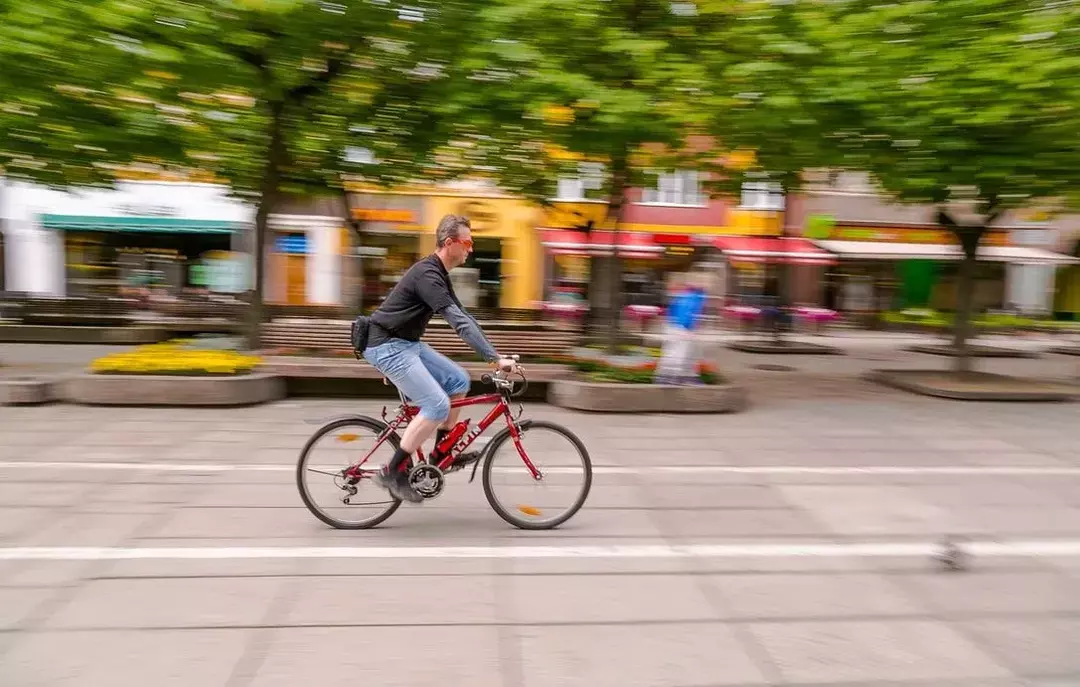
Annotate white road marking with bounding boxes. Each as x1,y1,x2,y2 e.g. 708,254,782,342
0,461,1078,476
2,540,1080,561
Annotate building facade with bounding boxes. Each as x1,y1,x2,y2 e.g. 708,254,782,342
0,181,349,306
785,173,1078,315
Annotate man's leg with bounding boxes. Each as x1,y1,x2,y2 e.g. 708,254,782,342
364,341,450,502
416,343,472,460
654,323,677,385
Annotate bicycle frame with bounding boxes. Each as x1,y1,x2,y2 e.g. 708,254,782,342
342,392,541,481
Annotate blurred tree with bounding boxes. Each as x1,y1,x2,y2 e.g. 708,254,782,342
1,0,478,348
441,0,716,350
699,0,852,342
811,0,1080,372
0,2,192,187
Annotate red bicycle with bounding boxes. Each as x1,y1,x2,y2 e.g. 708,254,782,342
296,357,592,530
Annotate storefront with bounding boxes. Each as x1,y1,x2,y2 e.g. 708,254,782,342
538,201,782,306
347,193,428,309
710,236,835,305
0,181,252,298
51,216,239,298
425,194,543,310
803,221,1078,313
264,214,347,306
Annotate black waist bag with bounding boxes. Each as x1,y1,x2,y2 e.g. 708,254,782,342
350,315,371,360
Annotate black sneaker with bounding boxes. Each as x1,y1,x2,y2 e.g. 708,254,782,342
372,467,423,504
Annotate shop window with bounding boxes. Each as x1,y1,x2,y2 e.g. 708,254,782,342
640,170,705,206
555,162,605,201
740,181,785,211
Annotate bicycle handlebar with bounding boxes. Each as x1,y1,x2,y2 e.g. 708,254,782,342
482,354,527,398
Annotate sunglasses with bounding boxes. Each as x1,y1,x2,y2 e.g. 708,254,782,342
455,237,474,249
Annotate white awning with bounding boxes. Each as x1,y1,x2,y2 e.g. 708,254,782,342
813,240,1079,266
979,246,1080,266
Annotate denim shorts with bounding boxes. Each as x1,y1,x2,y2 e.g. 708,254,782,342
363,339,471,422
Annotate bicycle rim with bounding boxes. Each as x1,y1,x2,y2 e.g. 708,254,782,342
296,416,402,529
482,421,592,530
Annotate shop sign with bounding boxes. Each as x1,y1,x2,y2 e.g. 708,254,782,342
114,203,178,217
455,200,500,233
826,225,1010,247
275,234,308,254
352,208,417,223
197,251,249,293
541,201,611,230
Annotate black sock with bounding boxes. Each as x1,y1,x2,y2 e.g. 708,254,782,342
387,447,410,473
434,428,449,453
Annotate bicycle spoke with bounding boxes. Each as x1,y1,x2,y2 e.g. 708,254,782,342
483,422,591,530
305,467,342,478
297,418,403,529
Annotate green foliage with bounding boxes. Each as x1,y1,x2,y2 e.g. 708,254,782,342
701,0,846,195
818,0,1080,213
441,0,714,202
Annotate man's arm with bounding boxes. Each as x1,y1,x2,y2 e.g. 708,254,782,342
441,304,500,362
414,265,501,363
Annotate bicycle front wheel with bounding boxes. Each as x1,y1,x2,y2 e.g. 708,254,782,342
482,421,592,530
296,416,402,530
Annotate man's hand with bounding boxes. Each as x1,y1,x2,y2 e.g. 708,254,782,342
494,356,519,372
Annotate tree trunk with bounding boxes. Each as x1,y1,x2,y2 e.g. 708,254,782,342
247,100,287,351
605,161,630,356
951,226,985,374
339,189,362,317
774,260,789,345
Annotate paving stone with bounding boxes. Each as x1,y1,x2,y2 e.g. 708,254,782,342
252,626,504,687
508,574,718,623
43,576,286,629
517,623,767,687
898,571,1080,616
286,574,499,625
748,620,1013,683
960,618,1080,676
705,573,926,619
2,629,247,687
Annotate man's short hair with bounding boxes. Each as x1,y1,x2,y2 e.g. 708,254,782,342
435,214,471,248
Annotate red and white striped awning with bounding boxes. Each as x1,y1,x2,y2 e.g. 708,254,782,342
713,236,836,265
540,229,665,259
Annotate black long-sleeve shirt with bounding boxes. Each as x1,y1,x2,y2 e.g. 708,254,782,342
368,254,499,361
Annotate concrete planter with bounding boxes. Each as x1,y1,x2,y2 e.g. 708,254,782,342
0,377,55,405
0,325,167,345
866,369,1078,402
907,344,1038,359
62,372,285,407
727,339,844,355
548,378,747,414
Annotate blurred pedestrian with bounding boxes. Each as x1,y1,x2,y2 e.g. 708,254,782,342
655,272,708,385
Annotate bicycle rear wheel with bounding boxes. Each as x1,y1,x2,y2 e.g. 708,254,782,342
482,421,592,530
296,416,402,529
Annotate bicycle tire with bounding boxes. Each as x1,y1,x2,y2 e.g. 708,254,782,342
481,420,593,530
296,415,402,530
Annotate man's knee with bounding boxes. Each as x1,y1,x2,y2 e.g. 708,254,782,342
421,392,452,423
448,365,471,396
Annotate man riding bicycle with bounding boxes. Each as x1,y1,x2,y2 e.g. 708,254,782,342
361,214,518,503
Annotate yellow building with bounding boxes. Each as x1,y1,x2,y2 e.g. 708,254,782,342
424,194,545,310
347,187,545,310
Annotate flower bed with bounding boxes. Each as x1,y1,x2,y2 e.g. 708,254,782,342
550,346,722,385
90,340,262,376
882,308,1070,332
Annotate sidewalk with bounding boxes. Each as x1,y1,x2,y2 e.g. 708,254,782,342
1,390,1079,686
